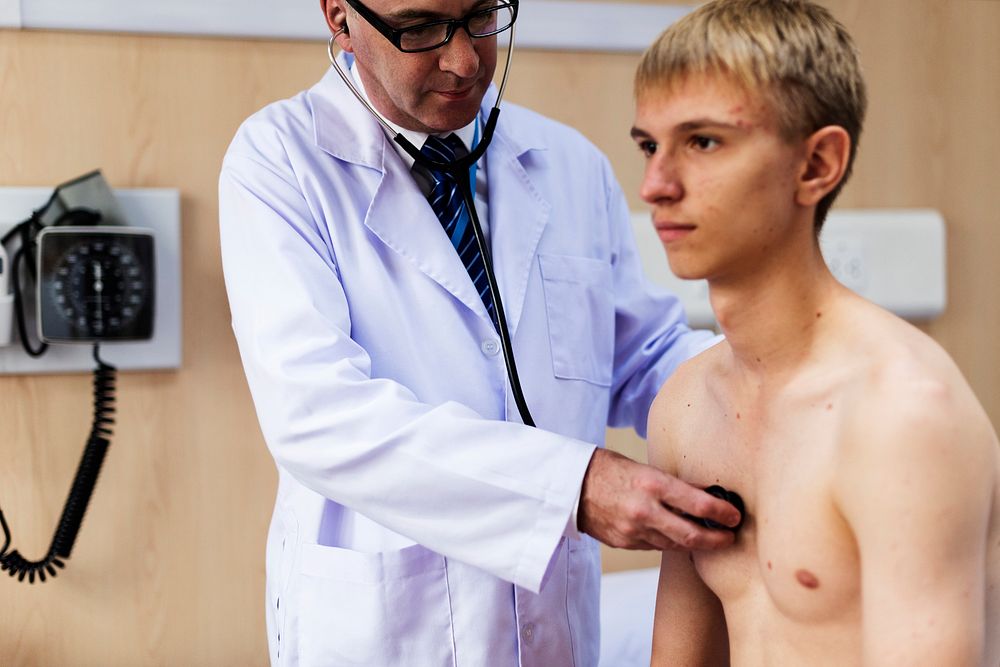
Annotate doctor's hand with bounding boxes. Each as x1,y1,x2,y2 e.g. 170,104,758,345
578,448,740,551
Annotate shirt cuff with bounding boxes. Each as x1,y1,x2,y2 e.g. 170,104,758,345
565,469,585,540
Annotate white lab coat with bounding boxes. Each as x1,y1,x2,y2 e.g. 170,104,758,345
219,54,712,667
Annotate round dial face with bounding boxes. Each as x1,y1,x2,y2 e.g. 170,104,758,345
48,238,150,338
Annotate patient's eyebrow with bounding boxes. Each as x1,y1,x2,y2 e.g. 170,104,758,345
630,118,744,141
674,118,743,133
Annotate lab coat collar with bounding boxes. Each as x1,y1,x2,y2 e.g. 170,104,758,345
311,52,540,167
310,52,549,334
311,54,386,170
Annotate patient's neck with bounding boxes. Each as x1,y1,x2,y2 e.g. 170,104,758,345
709,239,845,386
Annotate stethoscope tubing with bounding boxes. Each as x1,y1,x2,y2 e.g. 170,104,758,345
327,27,536,427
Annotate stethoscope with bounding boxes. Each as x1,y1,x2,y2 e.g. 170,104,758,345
327,25,536,427
327,28,750,535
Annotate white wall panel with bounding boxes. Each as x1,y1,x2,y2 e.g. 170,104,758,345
9,0,691,52
0,0,21,28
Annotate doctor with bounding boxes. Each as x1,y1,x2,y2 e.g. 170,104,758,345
219,0,741,665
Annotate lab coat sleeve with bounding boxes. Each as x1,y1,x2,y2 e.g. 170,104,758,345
219,145,594,593
602,161,718,438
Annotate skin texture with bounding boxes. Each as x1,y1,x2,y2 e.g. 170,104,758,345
637,73,1000,666
319,0,742,552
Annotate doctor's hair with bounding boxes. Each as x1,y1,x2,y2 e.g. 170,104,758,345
635,0,867,230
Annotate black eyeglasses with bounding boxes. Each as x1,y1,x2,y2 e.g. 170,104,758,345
345,0,518,53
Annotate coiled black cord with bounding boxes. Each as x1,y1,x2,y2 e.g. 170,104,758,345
0,344,116,583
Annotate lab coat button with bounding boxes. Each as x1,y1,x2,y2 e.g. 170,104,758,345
521,622,535,645
481,339,500,356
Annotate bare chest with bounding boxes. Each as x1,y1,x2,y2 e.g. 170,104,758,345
675,401,861,625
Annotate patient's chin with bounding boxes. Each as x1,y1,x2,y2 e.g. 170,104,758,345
666,261,708,282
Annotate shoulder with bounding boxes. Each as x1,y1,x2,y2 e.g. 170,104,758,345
847,323,989,444
834,343,998,511
225,91,313,161
218,90,324,223
499,101,600,150
656,341,726,405
496,101,613,174
647,343,728,472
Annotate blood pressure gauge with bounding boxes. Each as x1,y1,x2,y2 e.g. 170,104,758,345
36,227,155,342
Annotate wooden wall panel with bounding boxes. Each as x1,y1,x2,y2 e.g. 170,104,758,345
0,0,997,662
0,30,324,667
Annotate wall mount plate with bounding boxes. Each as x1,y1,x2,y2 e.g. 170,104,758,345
630,208,947,328
0,187,181,374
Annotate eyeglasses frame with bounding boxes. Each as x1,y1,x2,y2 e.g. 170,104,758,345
343,0,519,53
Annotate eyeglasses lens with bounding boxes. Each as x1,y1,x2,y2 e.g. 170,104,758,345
399,4,515,52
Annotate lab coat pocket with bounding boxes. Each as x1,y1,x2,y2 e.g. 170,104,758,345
296,542,456,667
538,254,614,387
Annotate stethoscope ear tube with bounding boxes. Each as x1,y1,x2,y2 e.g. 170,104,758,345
327,21,515,155
447,145,535,427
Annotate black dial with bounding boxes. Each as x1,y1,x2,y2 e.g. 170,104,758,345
38,228,155,342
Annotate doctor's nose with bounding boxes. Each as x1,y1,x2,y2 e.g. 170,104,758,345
438,28,480,79
639,159,684,205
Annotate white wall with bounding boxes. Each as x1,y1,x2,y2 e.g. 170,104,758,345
0,0,690,51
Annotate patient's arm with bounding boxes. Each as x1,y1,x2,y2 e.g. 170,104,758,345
646,383,730,666
650,549,730,666
836,383,996,667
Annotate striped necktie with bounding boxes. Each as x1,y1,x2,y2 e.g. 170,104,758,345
416,134,497,330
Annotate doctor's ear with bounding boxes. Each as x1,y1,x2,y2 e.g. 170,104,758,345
322,0,353,50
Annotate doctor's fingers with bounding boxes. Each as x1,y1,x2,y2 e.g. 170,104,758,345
592,489,732,550
643,506,736,551
655,474,743,530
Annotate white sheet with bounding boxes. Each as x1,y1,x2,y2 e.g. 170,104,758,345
599,567,659,667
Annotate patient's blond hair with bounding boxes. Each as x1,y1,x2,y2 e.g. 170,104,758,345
636,0,867,229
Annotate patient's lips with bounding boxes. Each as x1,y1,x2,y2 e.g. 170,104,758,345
654,220,696,243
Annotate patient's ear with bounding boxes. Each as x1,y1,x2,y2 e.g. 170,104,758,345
796,126,850,207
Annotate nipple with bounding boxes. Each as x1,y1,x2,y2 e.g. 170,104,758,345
796,569,820,589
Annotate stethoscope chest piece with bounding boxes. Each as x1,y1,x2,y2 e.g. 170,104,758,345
701,485,746,533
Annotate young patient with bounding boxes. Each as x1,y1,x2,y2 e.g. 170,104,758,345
634,1,1000,665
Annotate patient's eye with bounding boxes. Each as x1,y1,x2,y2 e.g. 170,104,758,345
636,140,657,157
689,135,720,151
